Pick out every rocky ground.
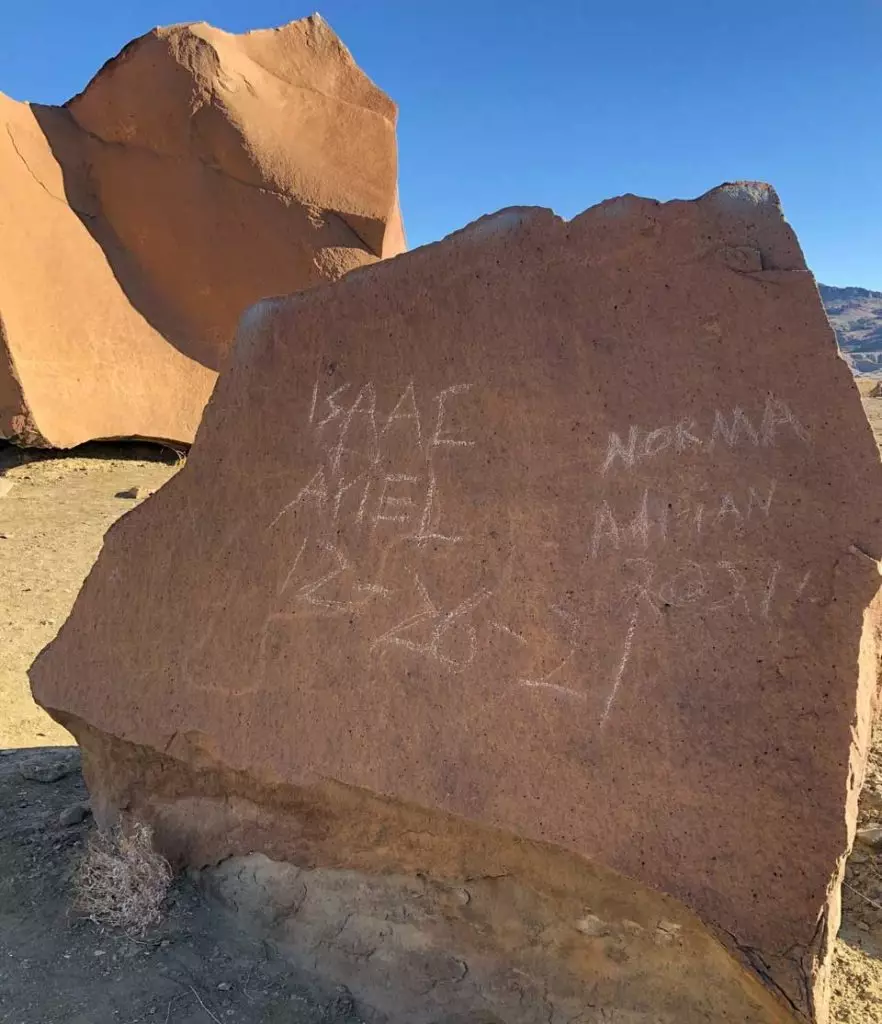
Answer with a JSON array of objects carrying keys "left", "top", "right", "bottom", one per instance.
[
  {"left": 1, "top": 418, "right": 881, "bottom": 1022},
  {"left": 0, "top": 748, "right": 366, "bottom": 1023}
]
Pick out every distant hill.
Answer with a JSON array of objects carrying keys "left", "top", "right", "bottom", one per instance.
[{"left": 819, "top": 283, "right": 882, "bottom": 375}]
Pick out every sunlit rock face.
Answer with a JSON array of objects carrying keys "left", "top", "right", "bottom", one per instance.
[
  {"left": 31, "top": 184, "right": 882, "bottom": 1023},
  {"left": 0, "top": 15, "right": 404, "bottom": 447}
]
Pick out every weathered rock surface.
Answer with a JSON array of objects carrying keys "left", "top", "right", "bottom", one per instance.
[
  {"left": 0, "top": 15, "right": 404, "bottom": 448},
  {"left": 31, "top": 183, "right": 882, "bottom": 1023},
  {"left": 199, "top": 844, "right": 792, "bottom": 1023}
]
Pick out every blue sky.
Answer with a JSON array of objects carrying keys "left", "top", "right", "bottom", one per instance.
[{"left": 2, "top": 1, "right": 880, "bottom": 288}]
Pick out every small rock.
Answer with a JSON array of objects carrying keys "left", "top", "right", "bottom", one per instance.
[
  {"left": 857, "top": 920, "right": 870, "bottom": 932},
  {"left": 856, "top": 825, "right": 882, "bottom": 849},
  {"left": 18, "top": 759, "right": 74, "bottom": 783},
  {"left": 115, "top": 486, "right": 141, "bottom": 499},
  {"left": 59, "top": 802, "right": 91, "bottom": 827},
  {"left": 0, "top": 532, "right": 12, "bottom": 540},
  {"left": 655, "top": 919, "right": 683, "bottom": 945},
  {"left": 217, "top": 982, "right": 231, "bottom": 991},
  {"left": 576, "top": 913, "right": 609, "bottom": 937}
]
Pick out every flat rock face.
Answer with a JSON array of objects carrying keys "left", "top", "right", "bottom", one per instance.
[
  {"left": 0, "top": 16, "right": 404, "bottom": 448},
  {"left": 31, "top": 183, "right": 882, "bottom": 1022}
]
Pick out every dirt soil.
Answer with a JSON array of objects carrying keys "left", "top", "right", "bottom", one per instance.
[
  {"left": 0, "top": 442, "right": 182, "bottom": 748},
  {"left": 1, "top": 431, "right": 881, "bottom": 1023},
  {"left": 0, "top": 748, "right": 370, "bottom": 1023}
]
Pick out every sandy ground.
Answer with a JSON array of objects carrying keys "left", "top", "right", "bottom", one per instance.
[
  {"left": 0, "top": 442, "right": 182, "bottom": 747},
  {"left": 1, "top": 424, "right": 881, "bottom": 1022}
]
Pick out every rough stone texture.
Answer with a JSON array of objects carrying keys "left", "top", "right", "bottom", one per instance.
[
  {"left": 31, "top": 183, "right": 882, "bottom": 1023},
  {"left": 200, "top": 845, "right": 793, "bottom": 1023},
  {"left": 0, "top": 15, "right": 404, "bottom": 448}
]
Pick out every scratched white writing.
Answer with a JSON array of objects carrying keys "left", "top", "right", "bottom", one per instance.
[
  {"left": 270, "top": 379, "right": 475, "bottom": 546},
  {"left": 590, "top": 479, "right": 777, "bottom": 558},
  {"left": 371, "top": 574, "right": 492, "bottom": 672},
  {"left": 616, "top": 556, "right": 808, "bottom": 620},
  {"left": 258, "top": 377, "right": 487, "bottom": 676},
  {"left": 249, "top": 375, "right": 820, "bottom": 734},
  {"left": 508, "top": 555, "right": 813, "bottom": 722},
  {"left": 600, "top": 395, "right": 809, "bottom": 476}
]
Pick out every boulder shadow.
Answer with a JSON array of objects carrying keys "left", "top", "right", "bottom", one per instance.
[{"left": 29, "top": 103, "right": 220, "bottom": 372}]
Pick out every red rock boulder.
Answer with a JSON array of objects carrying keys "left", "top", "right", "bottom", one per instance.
[
  {"left": 0, "top": 15, "right": 404, "bottom": 448},
  {"left": 31, "top": 184, "right": 882, "bottom": 1023}
]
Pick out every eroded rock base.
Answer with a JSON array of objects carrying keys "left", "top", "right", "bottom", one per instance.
[{"left": 66, "top": 718, "right": 797, "bottom": 1023}]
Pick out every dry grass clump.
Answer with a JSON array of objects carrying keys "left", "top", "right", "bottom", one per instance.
[{"left": 73, "top": 819, "right": 172, "bottom": 934}]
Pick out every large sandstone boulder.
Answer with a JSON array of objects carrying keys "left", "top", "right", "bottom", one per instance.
[
  {"left": 0, "top": 16, "right": 404, "bottom": 448},
  {"left": 31, "top": 183, "right": 882, "bottom": 1023}
]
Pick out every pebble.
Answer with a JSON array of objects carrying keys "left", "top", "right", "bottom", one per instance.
[
  {"left": 18, "top": 760, "right": 74, "bottom": 783},
  {"left": 217, "top": 982, "right": 231, "bottom": 991},
  {"left": 59, "top": 802, "right": 91, "bottom": 827},
  {"left": 576, "top": 914, "right": 608, "bottom": 937},
  {"left": 115, "top": 486, "right": 141, "bottom": 499}
]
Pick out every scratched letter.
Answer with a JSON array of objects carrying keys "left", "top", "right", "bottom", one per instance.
[
  {"left": 412, "top": 468, "right": 463, "bottom": 546},
  {"left": 642, "top": 426, "right": 673, "bottom": 460},
  {"left": 591, "top": 501, "right": 621, "bottom": 557},
  {"left": 760, "top": 395, "right": 809, "bottom": 447},
  {"left": 708, "top": 407, "right": 759, "bottom": 449},
  {"left": 269, "top": 469, "right": 328, "bottom": 529},
  {"left": 429, "top": 384, "right": 474, "bottom": 451},
  {"left": 326, "top": 384, "right": 380, "bottom": 474},
  {"left": 747, "top": 479, "right": 777, "bottom": 518},
  {"left": 601, "top": 426, "right": 640, "bottom": 475},
  {"left": 382, "top": 381, "right": 423, "bottom": 450},
  {"left": 714, "top": 494, "right": 743, "bottom": 527},
  {"left": 373, "top": 474, "right": 418, "bottom": 526}
]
